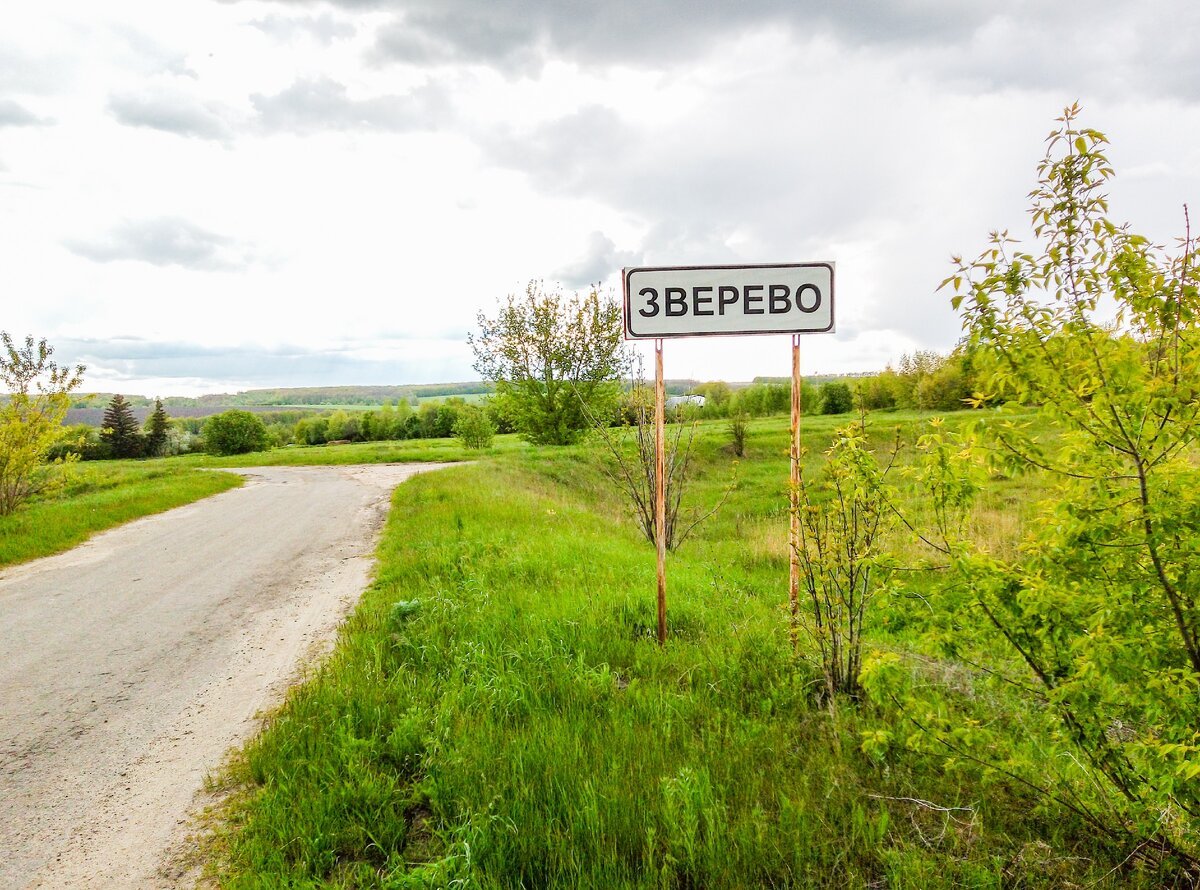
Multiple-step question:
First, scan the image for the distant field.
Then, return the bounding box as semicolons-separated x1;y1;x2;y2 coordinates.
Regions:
189;436;506;468
414;392;490;405
64;405;327;427
64;397;496;427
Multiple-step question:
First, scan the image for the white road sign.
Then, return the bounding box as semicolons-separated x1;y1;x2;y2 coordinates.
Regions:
623;263;835;339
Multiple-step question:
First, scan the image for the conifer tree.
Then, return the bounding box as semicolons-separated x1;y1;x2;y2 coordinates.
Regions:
144;398;169;457
101;394;143;458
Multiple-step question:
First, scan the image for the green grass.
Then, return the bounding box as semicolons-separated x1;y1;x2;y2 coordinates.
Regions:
206;410;1159;888
188;436;518;468
0;461;243;568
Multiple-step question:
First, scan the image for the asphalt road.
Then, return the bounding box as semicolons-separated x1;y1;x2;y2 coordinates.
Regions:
0;463;449;889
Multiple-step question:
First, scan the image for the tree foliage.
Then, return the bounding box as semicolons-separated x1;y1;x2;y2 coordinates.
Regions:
453;405;495;450
935;104;1200;873
592;380;728;553
203;410;270;456
793;420;897;699
0;333;85;515
102;394;143;458
818;381;854;415
144;399;170;457
470;281;630;445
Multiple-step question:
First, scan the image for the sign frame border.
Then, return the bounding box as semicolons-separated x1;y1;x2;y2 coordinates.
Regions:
622;261;836;340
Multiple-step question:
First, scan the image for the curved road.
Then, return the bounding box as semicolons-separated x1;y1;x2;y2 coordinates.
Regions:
0;463;450;888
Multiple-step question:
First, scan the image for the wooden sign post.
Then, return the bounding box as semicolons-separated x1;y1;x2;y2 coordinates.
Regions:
623;263;836;646
654;338;667;645
789;333;802;648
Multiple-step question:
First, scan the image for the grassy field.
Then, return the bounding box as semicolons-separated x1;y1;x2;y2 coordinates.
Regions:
190;438;496;468
203;411;1169;888
0;462;244;568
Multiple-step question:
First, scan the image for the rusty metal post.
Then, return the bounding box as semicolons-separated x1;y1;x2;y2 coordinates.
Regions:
789;334;802;650
654;338;667;646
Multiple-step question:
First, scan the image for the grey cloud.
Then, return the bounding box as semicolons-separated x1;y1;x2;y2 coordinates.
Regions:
65;218;250;270
251;76;446;133
110;27;198;79
108;92;232;142
0;98;49;127
555;232;643;289
213;0;990;70
224;0;1200;102
249;12;357;45
362;0;988;70
57;337;473;391
924;7;1200;103
475;68;990;348
484;105;629;194
478;91;893;243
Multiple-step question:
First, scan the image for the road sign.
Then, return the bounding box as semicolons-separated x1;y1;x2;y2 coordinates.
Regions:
623;262;835;339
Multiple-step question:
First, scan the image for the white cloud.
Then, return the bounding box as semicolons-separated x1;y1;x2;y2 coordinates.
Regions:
108;90;233;141
249;12;357;46
250;76;447;133
1;0;1198;396
0;99;51;127
65;217;252;270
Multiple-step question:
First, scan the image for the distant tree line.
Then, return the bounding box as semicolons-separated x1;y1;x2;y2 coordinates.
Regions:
684;346;985;419
51;395;508;459
67;382;496;410
44;347;988;464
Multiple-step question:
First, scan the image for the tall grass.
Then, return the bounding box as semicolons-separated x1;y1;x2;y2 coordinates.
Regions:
209;412;1150;888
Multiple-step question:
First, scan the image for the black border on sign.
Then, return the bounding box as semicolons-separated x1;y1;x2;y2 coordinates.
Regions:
621;262;836;340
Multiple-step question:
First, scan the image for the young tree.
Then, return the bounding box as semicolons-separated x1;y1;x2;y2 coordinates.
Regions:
818;381;854;415
295;415;327;446
203;410;269;456
938;104;1200;873
453;404;495;450
0;333;85;514
417;401;449;438
726;411;749;457
591;375;731;553
856;372;899;410
144;398;169;457
101;394;143;458
793;419;898;699
693;380;733;417
470;281;631;445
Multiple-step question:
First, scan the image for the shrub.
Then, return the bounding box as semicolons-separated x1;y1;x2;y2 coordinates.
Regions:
933;104;1200;874
0;333;84;514
726;412;749;457
453;405;495;450
818;381;853;415
203;410;270;456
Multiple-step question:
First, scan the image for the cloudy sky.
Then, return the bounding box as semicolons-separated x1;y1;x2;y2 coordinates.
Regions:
3;1;1199;396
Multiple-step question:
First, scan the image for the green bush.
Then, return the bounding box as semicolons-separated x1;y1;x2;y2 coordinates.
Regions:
453;405;495;450
203;410;270;456
818;381;854;415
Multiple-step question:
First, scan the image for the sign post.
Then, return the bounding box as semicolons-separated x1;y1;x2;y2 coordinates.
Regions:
623;263;835;646
654;338;667;645
790;333;801;649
